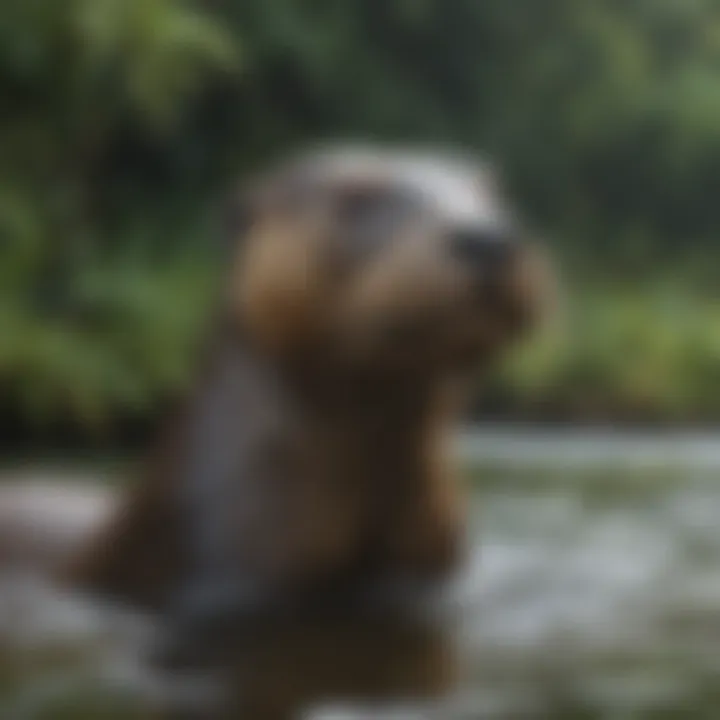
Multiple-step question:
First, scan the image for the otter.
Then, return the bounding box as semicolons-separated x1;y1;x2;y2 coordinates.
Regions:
63;144;552;655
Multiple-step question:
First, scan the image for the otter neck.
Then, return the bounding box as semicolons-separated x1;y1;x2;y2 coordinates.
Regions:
283;359;460;491
221;317;461;479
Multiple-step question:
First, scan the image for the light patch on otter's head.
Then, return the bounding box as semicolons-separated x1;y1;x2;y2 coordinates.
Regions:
294;143;509;231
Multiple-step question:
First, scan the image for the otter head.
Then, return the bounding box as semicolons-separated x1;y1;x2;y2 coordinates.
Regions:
227;144;553;380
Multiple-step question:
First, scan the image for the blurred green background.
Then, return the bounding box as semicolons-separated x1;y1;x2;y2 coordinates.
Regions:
3;0;720;447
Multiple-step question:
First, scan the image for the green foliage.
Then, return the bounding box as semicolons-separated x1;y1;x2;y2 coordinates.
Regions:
3;0;720;435
497;284;720;421
0;253;214;431
0;0;236;434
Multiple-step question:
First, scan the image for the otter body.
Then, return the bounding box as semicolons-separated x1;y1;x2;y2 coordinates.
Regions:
65;145;551;646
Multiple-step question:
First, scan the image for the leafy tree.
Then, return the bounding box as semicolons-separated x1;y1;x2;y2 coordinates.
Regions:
4;0;720;434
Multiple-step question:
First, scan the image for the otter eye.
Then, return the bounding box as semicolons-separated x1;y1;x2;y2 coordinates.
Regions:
334;186;420;254
336;188;395;224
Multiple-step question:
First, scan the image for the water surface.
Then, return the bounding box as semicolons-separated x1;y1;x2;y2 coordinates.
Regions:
2;429;720;718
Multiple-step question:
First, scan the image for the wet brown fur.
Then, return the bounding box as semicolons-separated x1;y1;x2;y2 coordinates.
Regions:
64;343;464;611
63;149;550;615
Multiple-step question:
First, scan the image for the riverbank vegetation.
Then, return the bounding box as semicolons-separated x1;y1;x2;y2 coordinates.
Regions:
3;0;720;443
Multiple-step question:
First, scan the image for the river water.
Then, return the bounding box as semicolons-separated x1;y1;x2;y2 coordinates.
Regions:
2;428;720;718
453;429;720;718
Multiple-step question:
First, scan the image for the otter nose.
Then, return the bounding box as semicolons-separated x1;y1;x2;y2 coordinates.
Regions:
449;227;516;270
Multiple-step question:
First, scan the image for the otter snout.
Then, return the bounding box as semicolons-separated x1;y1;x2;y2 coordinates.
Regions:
448;220;553;339
448;225;518;273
